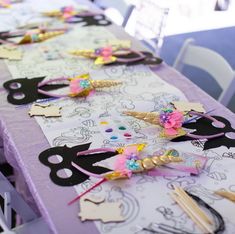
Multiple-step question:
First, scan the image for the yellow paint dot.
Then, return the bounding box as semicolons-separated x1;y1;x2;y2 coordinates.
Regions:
100;121;108;125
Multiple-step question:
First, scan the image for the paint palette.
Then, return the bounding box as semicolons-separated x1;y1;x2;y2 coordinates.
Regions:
99;118;135;142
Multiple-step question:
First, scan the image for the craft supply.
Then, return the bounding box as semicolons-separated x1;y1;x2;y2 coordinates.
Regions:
123;109;226;140
79;194;124;222
98;117;136;142
72;144;182;181
70;46;146;65
38;143;117;187
215;190;235;202
172;115;235;150
0;28;67;45
0;45;22;60
28;103;61;117
171;101;205;113
3;74;122;105
171;186;214;233
65;14;112;26
43;6;98;22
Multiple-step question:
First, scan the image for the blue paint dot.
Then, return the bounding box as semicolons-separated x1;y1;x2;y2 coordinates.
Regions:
110;136;118;140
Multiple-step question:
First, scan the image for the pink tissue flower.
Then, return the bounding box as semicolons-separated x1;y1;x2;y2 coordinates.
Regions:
160;110;184;136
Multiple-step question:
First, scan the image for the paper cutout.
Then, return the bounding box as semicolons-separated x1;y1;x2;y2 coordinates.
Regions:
0;45;22;60
172;116;235;150
3;77;67;105
107;40;131;49
66;14;112;26
215;190;235;202
172;101;205;113
38;143;118;186
79;195;124;222
28;104;61;117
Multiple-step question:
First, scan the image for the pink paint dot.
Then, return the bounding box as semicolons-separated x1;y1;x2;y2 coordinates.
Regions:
124;133;132;138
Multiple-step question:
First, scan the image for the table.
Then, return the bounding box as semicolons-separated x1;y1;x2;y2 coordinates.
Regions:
0;1;235;234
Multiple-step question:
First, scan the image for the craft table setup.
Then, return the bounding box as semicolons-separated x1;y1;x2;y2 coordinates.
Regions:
0;0;235;234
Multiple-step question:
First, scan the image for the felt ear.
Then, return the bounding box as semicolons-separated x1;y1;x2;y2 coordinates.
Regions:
172;116;235;150
3;77;68;105
66;14;112;26
39;143;118;186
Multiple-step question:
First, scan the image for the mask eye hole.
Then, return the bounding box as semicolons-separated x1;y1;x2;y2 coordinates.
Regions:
94;15;103;20
57;169;72;179
9;82;21;89
13;92;25;100
48;155;63;164
225;132;235;139
212;121;225;128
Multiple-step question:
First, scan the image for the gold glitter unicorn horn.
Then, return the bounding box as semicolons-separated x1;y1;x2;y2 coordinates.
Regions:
18;30;65;44
105;153;183;180
123;111;160;125
90;80;122;89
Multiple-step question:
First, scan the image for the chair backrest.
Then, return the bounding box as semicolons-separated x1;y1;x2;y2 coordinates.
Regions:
124;0;169;55
173;38;235;106
0;172;50;234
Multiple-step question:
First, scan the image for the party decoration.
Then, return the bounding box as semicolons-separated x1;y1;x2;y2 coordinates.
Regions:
70;46;146;65
3;74;122;105
65;14;112;26
43;6;97;22
172;115;235;150
72;144;182;181
0;45;22;60
3;76;67;105
38;143;118;186
0;28;67;45
17;29;66;44
124;109;226;140
171;101;205;113
79;194;124;223
28;103;61;117
215;190;235;202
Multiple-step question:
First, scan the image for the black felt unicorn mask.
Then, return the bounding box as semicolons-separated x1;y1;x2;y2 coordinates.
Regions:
38;143;118;186
172;116;235;150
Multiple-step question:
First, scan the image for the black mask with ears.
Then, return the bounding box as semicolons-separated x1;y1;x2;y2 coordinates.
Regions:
66;14;112;26
39;143;118;186
106;51;163;66
172;116;235;150
3;77;68;105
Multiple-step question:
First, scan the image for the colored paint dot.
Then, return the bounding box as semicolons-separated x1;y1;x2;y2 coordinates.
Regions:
105;128;113;133
110;136;118;140
118;126;126;130
124;133;132;137
100;121;108;125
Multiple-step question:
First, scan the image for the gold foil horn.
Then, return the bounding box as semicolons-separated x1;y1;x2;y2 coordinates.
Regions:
18;31;65;44
105;154;183;180
123;111;160;125
91;80;122;89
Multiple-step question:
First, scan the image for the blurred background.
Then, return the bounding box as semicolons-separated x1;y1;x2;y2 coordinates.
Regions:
92;0;235;112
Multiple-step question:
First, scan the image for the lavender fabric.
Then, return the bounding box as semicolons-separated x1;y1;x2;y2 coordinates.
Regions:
0;2;235;234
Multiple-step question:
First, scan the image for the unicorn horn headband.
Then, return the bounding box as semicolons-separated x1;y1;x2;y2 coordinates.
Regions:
0;28;67;45
69;46;146;65
123;109;225;140
71;143;182;181
37;73;122;98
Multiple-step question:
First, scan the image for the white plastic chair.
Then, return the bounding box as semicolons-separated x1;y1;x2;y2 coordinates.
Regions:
124;0;169;55
173;38;235;106
0;172;51;234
